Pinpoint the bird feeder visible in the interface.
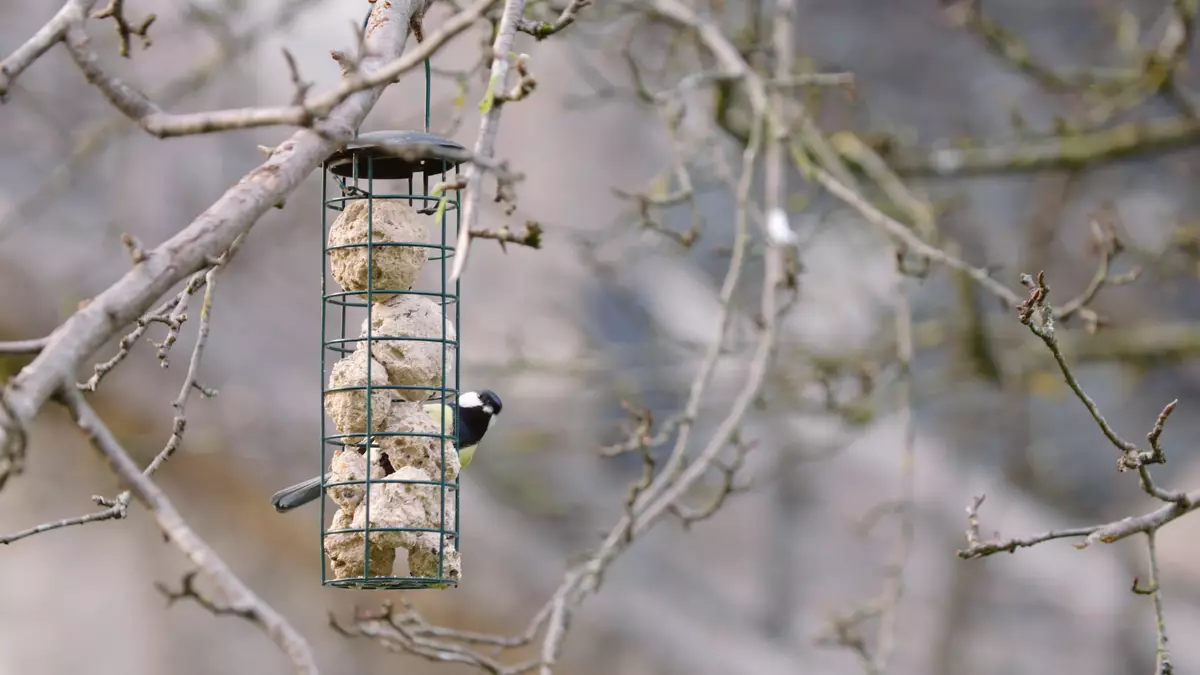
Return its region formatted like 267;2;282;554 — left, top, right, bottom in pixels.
318;57;467;590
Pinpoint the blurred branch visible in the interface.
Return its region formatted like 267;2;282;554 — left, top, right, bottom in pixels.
156;570;255;621
0;337;50;354
340;87;776;674
946;0;1195;107
77;272;207;392
867;117;1200;177
92;0;156;58
0;492;130;545
469;221;544;251
0;0;332;243
851;0;1200;176
0;0;96;100
821;279;917;675
942;0;1141;92
58;387;319;673
807;160;1023;306
1143;530;1174;675
334;601;542;675
449;0;529;282
514;0;591;40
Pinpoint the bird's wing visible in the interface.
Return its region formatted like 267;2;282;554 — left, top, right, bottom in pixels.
458;443;476;470
422;402;456;437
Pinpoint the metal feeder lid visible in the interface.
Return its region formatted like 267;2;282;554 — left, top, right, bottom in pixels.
325;130;467;180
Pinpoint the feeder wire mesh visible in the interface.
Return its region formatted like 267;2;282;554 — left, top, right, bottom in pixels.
318;51;467;590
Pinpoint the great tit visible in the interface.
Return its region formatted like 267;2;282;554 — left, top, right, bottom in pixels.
270;389;503;512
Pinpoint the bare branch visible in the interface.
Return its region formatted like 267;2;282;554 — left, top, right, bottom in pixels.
334;603;542;675
91;0;156;58
281;48;313;106
0;0;432;464
0;0;333;243
77;272;207;392
145;237;242;476
870;117;1200;177
58;387;318;673
515;0;590;40
156;570;255;621
958;495;1099;558
468;221;543;252
0;337;50;355
449;0;528;282
0;0;96;100
808;163;1023;306
0;492;130;545
1143;530;1174;675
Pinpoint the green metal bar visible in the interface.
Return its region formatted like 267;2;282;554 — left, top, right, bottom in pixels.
320;51;461;588
364;154;375;581
434;160;446;580
320;162;329;586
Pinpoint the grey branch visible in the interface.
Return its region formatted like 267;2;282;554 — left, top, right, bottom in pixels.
0;337;50;354
58;387;319;674
449;0;528;283
0;0;96;99
514;0;590;39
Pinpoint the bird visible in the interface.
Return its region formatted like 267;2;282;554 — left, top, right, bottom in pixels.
270;389;503;512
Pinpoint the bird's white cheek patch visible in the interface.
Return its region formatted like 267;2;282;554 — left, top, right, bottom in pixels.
459;391;483;408
483;405;494;415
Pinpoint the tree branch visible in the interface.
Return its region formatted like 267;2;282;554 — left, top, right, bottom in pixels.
449;0;527;282
59;0;493;138
0;0;432;476
58;387;319;674
0;492;130;545
0;0;97;99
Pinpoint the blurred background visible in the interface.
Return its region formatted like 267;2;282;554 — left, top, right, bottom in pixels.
4;0;1200;673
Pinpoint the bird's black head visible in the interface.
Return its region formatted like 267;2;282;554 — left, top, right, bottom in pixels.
458;389;503;416
456;389;503;447
478;389;502;416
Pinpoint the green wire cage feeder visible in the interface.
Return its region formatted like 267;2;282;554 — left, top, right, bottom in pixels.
318;55;468;590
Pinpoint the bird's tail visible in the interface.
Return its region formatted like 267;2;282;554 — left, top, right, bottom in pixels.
271;473;331;512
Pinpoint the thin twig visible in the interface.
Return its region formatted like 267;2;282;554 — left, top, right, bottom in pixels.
77;272;207;392
1144;530;1174;674
156;570;256;620
0;337;50;354
0;0;97;99
0;492;130;544
91;0;156;57
145;237;242;476
515;0;590;40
